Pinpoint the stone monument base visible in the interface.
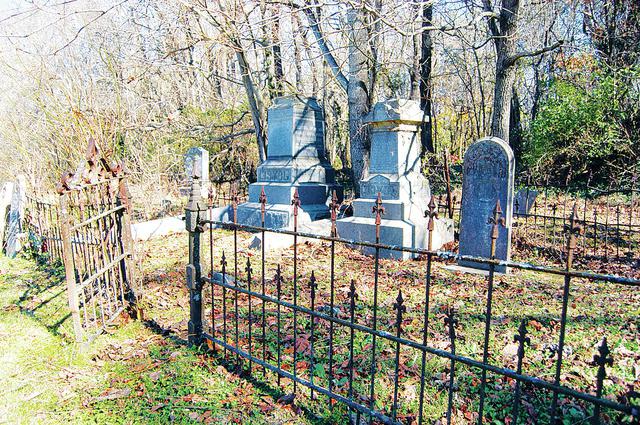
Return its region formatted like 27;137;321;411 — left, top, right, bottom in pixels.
237;202;330;229
458;259;508;274
247;182;340;206
336;216;419;259
336;215;454;260
337;197;455;260
445;263;508;275
237;181;342;229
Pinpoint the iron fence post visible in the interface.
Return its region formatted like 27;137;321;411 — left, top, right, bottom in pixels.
291;188;300;396
186;176;205;346
419;195;437;425
369;192;385;422
59;191;84;343
592;337;613;424
511;319;530;424
478;200;505;424
550;204;583;422
117;175;141;319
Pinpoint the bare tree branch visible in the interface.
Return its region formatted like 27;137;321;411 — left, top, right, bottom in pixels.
506;40;564;66
301;0;348;92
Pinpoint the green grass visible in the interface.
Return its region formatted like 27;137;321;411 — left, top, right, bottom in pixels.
0;254;313;424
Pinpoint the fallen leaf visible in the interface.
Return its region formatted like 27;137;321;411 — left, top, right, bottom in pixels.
150;403;165;412
92;387;131;402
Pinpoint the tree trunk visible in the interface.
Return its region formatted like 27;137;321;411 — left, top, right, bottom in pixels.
367;0;383;99
509;87;523;164
409;3;421;100
303;1;348;91
347;7;371;195
531;60;543;121
420;3;434;155
292;12;304;91
487;0;520;140
236;49;267;162
490;54;517;140
271;5;284;96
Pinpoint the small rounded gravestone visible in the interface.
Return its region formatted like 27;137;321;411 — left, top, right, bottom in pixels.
458;137;515;273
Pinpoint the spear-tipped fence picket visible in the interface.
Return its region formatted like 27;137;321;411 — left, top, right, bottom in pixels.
186;176;640;424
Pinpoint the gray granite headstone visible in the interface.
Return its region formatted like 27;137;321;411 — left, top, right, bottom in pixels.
336;98;453;259
236;96;342;229
458;137;515;273
4;175;26;257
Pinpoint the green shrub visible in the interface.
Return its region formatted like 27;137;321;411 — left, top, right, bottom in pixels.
524;67;639;187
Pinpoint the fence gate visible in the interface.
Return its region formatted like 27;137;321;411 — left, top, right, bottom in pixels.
58;141;139;342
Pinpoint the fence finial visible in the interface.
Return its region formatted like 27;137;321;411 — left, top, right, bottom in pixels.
393;291;406;326
291;188;300;218
372;192;385;241
330;190;340;237
231;185;239;224
208;184;214;208
259;187;267;207
425;195;438;230
444;306;458;342
348;278;357;300
221;251;227;272
425;195;439;251
593;337;613;370
246;256;252;278
565;203;583;269
310;270;317;296
487;200;506;258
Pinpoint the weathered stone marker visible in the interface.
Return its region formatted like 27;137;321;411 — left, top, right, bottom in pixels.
185;147;209;183
4;175;27;257
337;98;453;259
458;137;515;273
184;147;209;198
237;96;341;229
0;181;14;251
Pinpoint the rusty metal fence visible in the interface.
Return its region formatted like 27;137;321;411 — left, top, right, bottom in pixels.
208;180;248;209
25;196;64;264
185;177;639;424
434;182;639;268
56;141;140;342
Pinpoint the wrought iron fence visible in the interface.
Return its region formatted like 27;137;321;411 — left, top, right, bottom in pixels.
24;195;64;264
185;177;639;425
57;141;140;342
207;180;248;209
433;183;639;268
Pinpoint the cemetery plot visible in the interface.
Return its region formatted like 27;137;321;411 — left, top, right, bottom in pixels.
180;183;639;424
